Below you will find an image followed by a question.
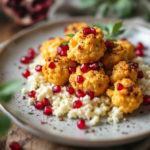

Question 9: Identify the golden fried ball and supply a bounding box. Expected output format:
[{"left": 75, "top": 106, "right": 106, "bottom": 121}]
[
  {"left": 42, "top": 56, "right": 76, "bottom": 85},
  {"left": 69, "top": 66, "right": 109, "bottom": 96},
  {"left": 116, "top": 40, "right": 135, "bottom": 61},
  {"left": 68, "top": 27, "right": 106, "bottom": 64},
  {"left": 40, "top": 37, "right": 66, "bottom": 59},
  {"left": 111, "top": 61, "right": 137, "bottom": 83},
  {"left": 102, "top": 42, "right": 125, "bottom": 70},
  {"left": 106, "top": 78, "right": 143, "bottom": 114},
  {"left": 64, "top": 22, "right": 88, "bottom": 40}
]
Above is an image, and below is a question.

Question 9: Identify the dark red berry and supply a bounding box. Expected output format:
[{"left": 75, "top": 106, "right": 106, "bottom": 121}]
[
  {"left": 73, "top": 100, "right": 82, "bottom": 109},
  {"left": 63, "top": 44, "right": 69, "bottom": 51},
  {"left": 42, "top": 98, "right": 50, "bottom": 107},
  {"left": 117, "top": 83, "right": 124, "bottom": 91},
  {"left": 130, "top": 62, "right": 139, "bottom": 69},
  {"left": 105, "top": 40, "right": 114, "bottom": 48},
  {"left": 57, "top": 46, "right": 64, "bottom": 55},
  {"left": 57, "top": 45, "right": 69, "bottom": 56},
  {"left": 66, "top": 86, "right": 74, "bottom": 94},
  {"left": 28, "top": 48, "right": 36, "bottom": 59},
  {"left": 34, "top": 101, "right": 44, "bottom": 110},
  {"left": 52, "top": 85, "right": 61, "bottom": 93},
  {"left": 69, "top": 67, "right": 76, "bottom": 74},
  {"left": 138, "top": 70, "right": 144, "bottom": 79},
  {"left": 43, "top": 106, "right": 53, "bottom": 116},
  {"left": 60, "top": 49, "right": 67, "bottom": 56},
  {"left": 90, "top": 27, "right": 96, "bottom": 35},
  {"left": 86, "top": 90, "right": 94, "bottom": 99},
  {"left": 9, "top": 141, "right": 21, "bottom": 150},
  {"left": 77, "top": 119, "right": 86, "bottom": 129},
  {"left": 75, "top": 89, "right": 85, "bottom": 98},
  {"left": 136, "top": 42, "right": 145, "bottom": 50},
  {"left": 22, "top": 69, "right": 30, "bottom": 78},
  {"left": 28, "top": 90, "right": 36, "bottom": 98},
  {"left": 89, "top": 63, "right": 99, "bottom": 70},
  {"left": 143, "top": 95, "right": 150, "bottom": 105},
  {"left": 48, "top": 62, "right": 56, "bottom": 69},
  {"left": 77, "top": 75, "right": 84, "bottom": 83},
  {"left": 35, "top": 65, "right": 42, "bottom": 72},
  {"left": 83, "top": 27, "right": 91, "bottom": 35},
  {"left": 80, "top": 64, "right": 89, "bottom": 73},
  {"left": 20, "top": 56, "right": 30, "bottom": 64},
  {"left": 135, "top": 49, "right": 144, "bottom": 57}
]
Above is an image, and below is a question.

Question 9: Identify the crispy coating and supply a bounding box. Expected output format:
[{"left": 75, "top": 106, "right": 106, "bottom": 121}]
[
  {"left": 111, "top": 61, "right": 137, "bottom": 83},
  {"left": 40, "top": 37, "right": 66, "bottom": 59},
  {"left": 69, "top": 66, "right": 109, "bottom": 96},
  {"left": 68, "top": 27, "right": 106, "bottom": 64},
  {"left": 64, "top": 22, "right": 88, "bottom": 40},
  {"left": 42, "top": 56, "right": 76, "bottom": 85},
  {"left": 106, "top": 78, "right": 143, "bottom": 114}
]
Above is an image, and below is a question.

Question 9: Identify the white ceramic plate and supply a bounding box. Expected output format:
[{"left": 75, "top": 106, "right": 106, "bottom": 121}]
[{"left": 0, "top": 18, "right": 150, "bottom": 147}]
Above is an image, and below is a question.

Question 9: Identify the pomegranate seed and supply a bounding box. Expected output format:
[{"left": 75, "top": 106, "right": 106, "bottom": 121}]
[
  {"left": 117, "top": 83, "right": 124, "bottom": 91},
  {"left": 121, "top": 38, "right": 127, "bottom": 41},
  {"left": 129, "top": 62, "right": 139, "bottom": 69},
  {"left": 9, "top": 141, "right": 21, "bottom": 150},
  {"left": 135, "top": 49, "right": 144, "bottom": 57},
  {"left": 34, "top": 101, "right": 44, "bottom": 110},
  {"left": 48, "top": 62, "right": 56, "bottom": 69},
  {"left": 28, "top": 48, "right": 36, "bottom": 56},
  {"left": 63, "top": 44, "right": 69, "bottom": 51},
  {"left": 42, "top": 98, "right": 50, "bottom": 107},
  {"left": 136, "top": 42, "right": 145, "bottom": 50},
  {"left": 22, "top": 69, "right": 30, "bottom": 78},
  {"left": 35, "top": 65, "right": 42, "bottom": 72},
  {"left": 75, "top": 89, "right": 85, "bottom": 98},
  {"left": 60, "top": 49, "right": 67, "bottom": 56},
  {"left": 20, "top": 56, "right": 30, "bottom": 64},
  {"left": 138, "top": 70, "right": 144, "bottom": 79},
  {"left": 105, "top": 40, "right": 114, "bottom": 48},
  {"left": 90, "top": 28, "right": 96, "bottom": 35},
  {"left": 80, "top": 64, "right": 89, "bottom": 73},
  {"left": 143, "top": 95, "right": 150, "bottom": 105},
  {"left": 89, "top": 63, "right": 99, "bottom": 70},
  {"left": 77, "top": 75, "right": 84, "bottom": 83},
  {"left": 52, "top": 85, "right": 61, "bottom": 93},
  {"left": 83, "top": 27, "right": 91, "bottom": 35},
  {"left": 66, "top": 86, "right": 74, "bottom": 94},
  {"left": 43, "top": 106, "right": 53, "bottom": 116},
  {"left": 77, "top": 119, "right": 86, "bottom": 129},
  {"left": 69, "top": 67, "right": 76, "bottom": 74},
  {"left": 73, "top": 100, "right": 82, "bottom": 108},
  {"left": 57, "top": 46, "right": 64, "bottom": 55},
  {"left": 86, "top": 90, "right": 94, "bottom": 99},
  {"left": 28, "top": 90, "right": 36, "bottom": 98},
  {"left": 57, "top": 45, "right": 69, "bottom": 56}
]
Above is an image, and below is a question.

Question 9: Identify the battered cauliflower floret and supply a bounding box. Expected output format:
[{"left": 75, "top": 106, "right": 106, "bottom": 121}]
[
  {"left": 40, "top": 37, "right": 66, "bottom": 59},
  {"left": 106, "top": 78, "right": 143, "bottom": 114},
  {"left": 111, "top": 61, "right": 137, "bottom": 83},
  {"left": 68, "top": 27, "right": 106, "bottom": 64},
  {"left": 64, "top": 22, "right": 88, "bottom": 40},
  {"left": 69, "top": 66, "right": 109, "bottom": 96},
  {"left": 116, "top": 40, "right": 135, "bottom": 61},
  {"left": 42, "top": 57, "right": 76, "bottom": 85}
]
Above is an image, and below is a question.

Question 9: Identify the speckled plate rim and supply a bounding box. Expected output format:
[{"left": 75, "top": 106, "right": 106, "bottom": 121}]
[{"left": 0, "top": 17, "right": 150, "bottom": 147}]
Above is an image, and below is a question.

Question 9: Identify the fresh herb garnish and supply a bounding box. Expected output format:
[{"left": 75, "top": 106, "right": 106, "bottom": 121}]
[
  {"left": 65, "top": 34, "right": 75, "bottom": 37},
  {"left": 28, "top": 112, "right": 34, "bottom": 115},
  {"left": 93, "top": 21, "right": 125, "bottom": 41},
  {"left": 62, "top": 41, "right": 69, "bottom": 46}
]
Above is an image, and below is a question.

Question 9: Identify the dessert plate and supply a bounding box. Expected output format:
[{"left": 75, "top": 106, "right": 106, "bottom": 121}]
[{"left": 0, "top": 18, "right": 150, "bottom": 147}]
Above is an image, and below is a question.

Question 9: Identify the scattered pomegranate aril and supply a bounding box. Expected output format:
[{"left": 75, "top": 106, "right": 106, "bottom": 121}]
[
  {"left": 135, "top": 49, "right": 144, "bottom": 57},
  {"left": 130, "top": 62, "right": 139, "bottom": 69},
  {"left": 136, "top": 42, "right": 145, "bottom": 51},
  {"left": 77, "top": 119, "right": 86, "bottom": 129},
  {"left": 22, "top": 69, "right": 30, "bottom": 78},
  {"left": 77, "top": 75, "right": 84, "bottom": 83},
  {"left": 28, "top": 48, "right": 36, "bottom": 57},
  {"left": 143, "top": 95, "right": 150, "bottom": 105},
  {"left": 57, "top": 45, "right": 69, "bottom": 56},
  {"left": 90, "top": 27, "right": 96, "bottom": 35},
  {"left": 34, "top": 101, "right": 44, "bottom": 110},
  {"left": 28, "top": 90, "right": 36, "bottom": 98},
  {"left": 89, "top": 63, "right": 99, "bottom": 70},
  {"left": 80, "top": 63, "right": 89, "bottom": 73},
  {"left": 43, "top": 106, "right": 53, "bottom": 116},
  {"left": 9, "top": 141, "right": 21, "bottom": 150},
  {"left": 57, "top": 46, "right": 64, "bottom": 55},
  {"left": 52, "top": 85, "right": 61, "bottom": 93},
  {"left": 105, "top": 40, "right": 114, "bottom": 48},
  {"left": 35, "top": 65, "right": 42, "bottom": 72},
  {"left": 48, "top": 62, "right": 56, "bottom": 69},
  {"left": 20, "top": 56, "right": 30, "bottom": 64},
  {"left": 75, "top": 89, "right": 85, "bottom": 98},
  {"left": 42, "top": 98, "right": 50, "bottom": 107},
  {"left": 86, "top": 90, "right": 94, "bottom": 99},
  {"left": 117, "top": 83, "right": 124, "bottom": 91},
  {"left": 73, "top": 100, "right": 82, "bottom": 109},
  {"left": 66, "top": 86, "right": 74, "bottom": 94},
  {"left": 137, "top": 70, "right": 144, "bottom": 79},
  {"left": 83, "top": 27, "right": 91, "bottom": 35},
  {"left": 63, "top": 44, "right": 69, "bottom": 51},
  {"left": 60, "top": 49, "right": 67, "bottom": 56},
  {"left": 69, "top": 67, "right": 76, "bottom": 74}
]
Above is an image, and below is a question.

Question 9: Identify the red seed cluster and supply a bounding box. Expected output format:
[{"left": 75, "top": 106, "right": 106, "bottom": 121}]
[
  {"left": 117, "top": 83, "right": 124, "bottom": 91},
  {"left": 73, "top": 100, "right": 82, "bottom": 109},
  {"left": 83, "top": 27, "right": 96, "bottom": 36},
  {"left": 86, "top": 90, "right": 94, "bottom": 99},
  {"left": 52, "top": 85, "right": 61, "bottom": 93},
  {"left": 66, "top": 86, "right": 74, "bottom": 94},
  {"left": 77, "top": 75, "right": 84, "bottom": 83},
  {"left": 69, "top": 67, "right": 76, "bottom": 74},
  {"left": 137, "top": 70, "right": 144, "bottom": 79},
  {"left": 9, "top": 141, "right": 21, "bottom": 150},
  {"left": 28, "top": 90, "right": 36, "bottom": 98},
  {"left": 35, "top": 65, "right": 42, "bottom": 72},
  {"left": 77, "top": 119, "right": 86, "bottom": 129},
  {"left": 22, "top": 69, "right": 30, "bottom": 78},
  {"left": 105, "top": 40, "right": 114, "bottom": 49},
  {"left": 57, "top": 44, "right": 69, "bottom": 56},
  {"left": 135, "top": 42, "right": 145, "bottom": 57},
  {"left": 48, "top": 62, "right": 56, "bottom": 69},
  {"left": 143, "top": 95, "right": 150, "bottom": 105}
]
